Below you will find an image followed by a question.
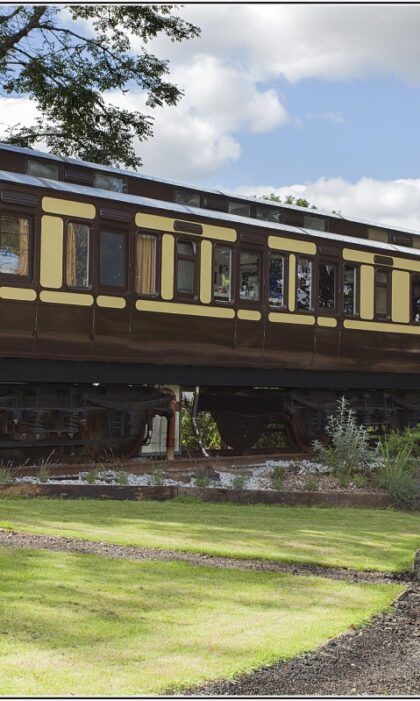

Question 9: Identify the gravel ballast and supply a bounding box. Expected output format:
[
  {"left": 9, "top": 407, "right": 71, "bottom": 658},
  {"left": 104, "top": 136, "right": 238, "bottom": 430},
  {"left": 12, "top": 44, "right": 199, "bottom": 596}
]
[{"left": 1, "top": 529, "right": 419, "bottom": 697}]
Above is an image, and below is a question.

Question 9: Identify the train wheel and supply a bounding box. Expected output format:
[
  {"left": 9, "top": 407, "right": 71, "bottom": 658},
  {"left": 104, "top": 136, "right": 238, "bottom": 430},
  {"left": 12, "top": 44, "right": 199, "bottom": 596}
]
[
  {"left": 284, "top": 409, "right": 327, "bottom": 452},
  {"left": 214, "top": 412, "right": 264, "bottom": 453}
]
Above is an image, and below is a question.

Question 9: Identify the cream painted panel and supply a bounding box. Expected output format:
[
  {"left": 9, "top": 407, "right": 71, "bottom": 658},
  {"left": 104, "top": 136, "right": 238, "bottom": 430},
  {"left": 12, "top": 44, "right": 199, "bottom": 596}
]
[
  {"left": 42, "top": 197, "right": 95, "bottom": 220},
  {"left": 392, "top": 270, "right": 410, "bottom": 323},
  {"left": 268, "top": 236, "right": 316, "bottom": 255},
  {"left": 360, "top": 265, "right": 374, "bottom": 320},
  {"left": 288, "top": 254, "right": 296, "bottom": 312},
  {"left": 135, "top": 212, "right": 236, "bottom": 242},
  {"left": 161, "top": 234, "right": 175, "bottom": 300},
  {"left": 237, "top": 309, "right": 261, "bottom": 321},
  {"left": 343, "top": 247, "right": 420, "bottom": 274},
  {"left": 136, "top": 299, "right": 235, "bottom": 319},
  {"left": 40, "top": 215, "right": 63, "bottom": 289},
  {"left": 200, "top": 239, "right": 212, "bottom": 304},
  {"left": 317, "top": 317, "right": 337, "bottom": 328},
  {"left": 344, "top": 319, "right": 420, "bottom": 335},
  {"left": 40, "top": 291, "right": 93, "bottom": 306},
  {"left": 0, "top": 287, "right": 36, "bottom": 301},
  {"left": 96, "top": 295, "right": 126, "bottom": 309},
  {"left": 269, "top": 312, "right": 315, "bottom": 325}
]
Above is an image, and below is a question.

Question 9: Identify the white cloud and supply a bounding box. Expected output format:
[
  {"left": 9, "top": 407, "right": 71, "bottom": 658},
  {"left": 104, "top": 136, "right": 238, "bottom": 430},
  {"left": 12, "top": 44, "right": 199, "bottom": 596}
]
[
  {"left": 235, "top": 177, "right": 420, "bottom": 232},
  {"left": 0, "top": 97, "right": 40, "bottom": 132}
]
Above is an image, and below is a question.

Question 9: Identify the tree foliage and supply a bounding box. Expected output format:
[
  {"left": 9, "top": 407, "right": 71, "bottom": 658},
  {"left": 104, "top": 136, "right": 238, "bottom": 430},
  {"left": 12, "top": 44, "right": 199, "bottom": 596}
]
[
  {"left": 263, "top": 193, "right": 316, "bottom": 209},
  {"left": 0, "top": 5, "right": 200, "bottom": 167}
]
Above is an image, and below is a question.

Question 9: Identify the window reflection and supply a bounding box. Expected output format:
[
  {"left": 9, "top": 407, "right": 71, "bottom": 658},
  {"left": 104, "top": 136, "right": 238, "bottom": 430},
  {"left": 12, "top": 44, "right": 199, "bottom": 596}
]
[
  {"left": 269, "top": 253, "right": 285, "bottom": 307},
  {"left": 239, "top": 250, "right": 260, "bottom": 301},
  {"left": 297, "top": 257, "right": 313, "bottom": 310},
  {"left": 318, "top": 262, "right": 336, "bottom": 309},
  {"left": 213, "top": 246, "right": 232, "bottom": 302}
]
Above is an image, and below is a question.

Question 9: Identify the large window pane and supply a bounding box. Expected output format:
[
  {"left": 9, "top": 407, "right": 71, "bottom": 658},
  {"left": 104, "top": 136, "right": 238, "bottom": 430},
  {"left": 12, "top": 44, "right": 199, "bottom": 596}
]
[
  {"left": 27, "top": 159, "right": 59, "bottom": 180},
  {"left": 318, "top": 262, "right": 336, "bottom": 309},
  {"left": 0, "top": 214, "right": 30, "bottom": 276},
  {"left": 228, "top": 201, "right": 250, "bottom": 217},
  {"left": 343, "top": 264, "right": 357, "bottom": 315},
  {"left": 176, "top": 239, "right": 196, "bottom": 296},
  {"left": 368, "top": 228, "right": 389, "bottom": 243},
  {"left": 94, "top": 172, "right": 126, "bottom": 193},
  {"left": 100, "top": 230, "right": 126, "bottom": 287},
  {"left": 175, "top": 189, "right": 200, "bottom": 207},
  {"left": 255, "top": 206, "right": 282, "bottom": 223},
  {"left": 136, "top": 234, "right": 157, "bottom": 295},
  {"left": 239, "top": 250, "right": 260, "bottom": 301},
  {"left": 269, "top": 253, "right": 285, "bottom": 307},
  {"left": 66, "top": 222, "right": 90, "bottom": 288},
  {"left": 375, "top": 269, "right": 389, "bottom": 317},
  {"left": 304, "top": 214, "right": 325, "bottom": 231},
  {"left": 296, "top": 257, "right": 313, "bottom": 310},
  {"left": 213, "top": 246, "right": 232, "bottom": 302}
]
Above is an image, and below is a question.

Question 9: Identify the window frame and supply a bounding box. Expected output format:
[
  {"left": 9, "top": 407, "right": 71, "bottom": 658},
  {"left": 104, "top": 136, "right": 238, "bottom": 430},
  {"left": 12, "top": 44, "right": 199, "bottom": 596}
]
[
  {"left": 410, "top": 272, "right": 420, "bottom": 324},
  {"left": 98, "top": 227, "right": 129, "bottom": 292},
  {"left": 267, "top": 250, "right": 288, "bottom": 310},
  {"left": 295, "top": 255, "right": 314, "bottom": 313},
  {"left": 134, "top": 229, "right": 161, "bottom": 298},
  {"left": 374, "top": 266, "right": 391, "bottom": 320},
  {"left": 174, "top": 236, "right": 200, "bottom": 301},
  {"left": 213, "top": 243, "right": 235, "bottom": 306},
  {"left": 238, "top": 246, "right": 263, "bottom": 307},
  {"left": 0, "top": 209, "right": 34, "bottom": 285},
  {"left": 342, "top": 262, "right": 360, "bottom": 318},
  {"left": 317, "top": 258, "right": 338, "bottom": 315},
  {"left": 63, "top": 219, "right": 92, "bottom": 292}
]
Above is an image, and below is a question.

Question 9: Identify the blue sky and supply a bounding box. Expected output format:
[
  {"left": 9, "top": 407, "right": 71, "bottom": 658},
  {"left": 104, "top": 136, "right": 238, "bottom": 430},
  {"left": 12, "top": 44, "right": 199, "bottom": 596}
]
[{"left": 4, "top": 3, "right": 420, "bottom": 229}]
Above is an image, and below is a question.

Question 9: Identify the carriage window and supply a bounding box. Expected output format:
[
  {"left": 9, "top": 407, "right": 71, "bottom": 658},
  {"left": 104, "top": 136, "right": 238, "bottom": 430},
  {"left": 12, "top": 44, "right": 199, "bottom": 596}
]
[
  {"left": 175, "top": 189, "right": 200, "bottom": 207},
  {"left": 213, "top": 245, "right": 232, "bottom": 302},
  {"left": 413, "top": 237, "right": 420, "bottom": 249},
  {"left": 256, "top": 206, "right": 282, "bottom": 223},
  {"left": 304, "top": 214, "right": 325, "bottom": 231},
  {"left": 136, "top": 233, "right": 157, "bottom": 296},
  {"left": 411, "top": 275, "right": 420, "bottom": 323},
  {"left": 176, "top": 239, "right": 196, "bottom": 295},
  {"left": 228, "top": 201, "right": 250, "bottom": 217},
  {"left": 0, "top": 214, "right": 30, "bottom": 276},
  {"left": 375, "top": 269, "right": 390, "bottom": 317},
  {"left": 239, "top": 250, "right": 261, "bottom": 302},
  {"left": 268, "top": 253, "right": 285, "bottom": 307},
  {"left": 100, "top": 229, "right": 126, "bottom": 287},
  {"left": 27, "top": 159, "right": 59, "bottom": 180},
  {"left": 66, "top": 222, "right": 90, "bottom": 288},
  {"left": 343, "top": 264, "right": 357, "bottom": 316},
  {"left": 94, "top": 172, "right": 127, "bottom": 193},
  {"left": 296, "top": 257, "right": 313, "bottom": 310},
  {"left": 368, "top": 228, "right": 389, "bottom": 243},
  {"left": 318, "top": 261, "right": 336, "bottom": 310}
]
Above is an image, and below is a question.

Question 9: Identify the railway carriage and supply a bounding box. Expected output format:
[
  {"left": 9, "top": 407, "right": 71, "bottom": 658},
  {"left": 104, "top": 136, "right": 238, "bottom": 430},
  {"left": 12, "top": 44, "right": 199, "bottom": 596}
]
[{"left": 2, "top": 143, "right": 420, "bottom": 455}]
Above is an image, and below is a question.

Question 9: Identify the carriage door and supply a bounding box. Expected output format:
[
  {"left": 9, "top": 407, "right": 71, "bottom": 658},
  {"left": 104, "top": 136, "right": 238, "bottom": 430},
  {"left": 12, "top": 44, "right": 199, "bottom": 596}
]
[
  {"left": 93, "top": 214, "right": 130, "bottom": 360},
  {"left": 235, "top": 236, "right": 265, "bottom": 364}
]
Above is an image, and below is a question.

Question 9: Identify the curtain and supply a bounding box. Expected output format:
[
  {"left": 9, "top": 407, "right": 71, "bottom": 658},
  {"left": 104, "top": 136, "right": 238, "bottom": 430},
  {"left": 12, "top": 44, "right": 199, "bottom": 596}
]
[
  {"left": 17, "top": 217, "right": 29, "bottom": 276},
  {"left": 136, "top": 234, "right": 156, "bottom": 295},
  {"left": 66, "top": 222, "right": 77, "bottom": 287}
]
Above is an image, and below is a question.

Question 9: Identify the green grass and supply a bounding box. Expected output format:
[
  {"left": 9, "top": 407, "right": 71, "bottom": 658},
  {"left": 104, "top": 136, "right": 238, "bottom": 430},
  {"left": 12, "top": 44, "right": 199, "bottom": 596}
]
[
  {"left": 0, "top": 545, "right": 403, "bottom": 696},
  {"left": 1, "top": 497, "right": 419, "bottom": 572}
]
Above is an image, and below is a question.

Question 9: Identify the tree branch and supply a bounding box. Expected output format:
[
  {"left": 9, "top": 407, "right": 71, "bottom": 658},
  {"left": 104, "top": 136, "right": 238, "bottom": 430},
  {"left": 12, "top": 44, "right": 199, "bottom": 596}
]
[{"left": 0, "top": 6, "right": 48, "bottom": 60}]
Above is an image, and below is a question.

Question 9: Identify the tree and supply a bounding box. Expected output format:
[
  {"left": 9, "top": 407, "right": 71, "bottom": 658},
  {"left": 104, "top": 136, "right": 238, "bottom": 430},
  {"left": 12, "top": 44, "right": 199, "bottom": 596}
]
[
  {"left": 263, "top": 193, "right": 317, "bottom": 209},
  {"left": 0, "top": 5, "right": 200, "bottom": 167}
]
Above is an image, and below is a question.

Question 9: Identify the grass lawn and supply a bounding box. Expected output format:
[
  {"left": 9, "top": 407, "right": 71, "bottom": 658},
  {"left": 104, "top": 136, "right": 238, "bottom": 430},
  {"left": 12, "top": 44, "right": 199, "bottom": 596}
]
[
  {"left": 0, "top": 545, "right": 403, "bottom": 696},
  {"left": 0, "top": 497, "right": 419, "bottom": 572}
]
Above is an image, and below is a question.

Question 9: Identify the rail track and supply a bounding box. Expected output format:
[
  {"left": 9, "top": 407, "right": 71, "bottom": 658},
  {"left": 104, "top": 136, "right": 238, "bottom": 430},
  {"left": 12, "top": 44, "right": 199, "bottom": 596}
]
[{"left": 10, "top": 450, "right": 311, "bottom": 480}]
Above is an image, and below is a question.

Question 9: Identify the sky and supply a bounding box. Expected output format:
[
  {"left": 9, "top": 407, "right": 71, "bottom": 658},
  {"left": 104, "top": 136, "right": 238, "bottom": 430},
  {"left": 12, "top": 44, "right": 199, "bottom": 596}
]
[{"left": 4, "top": 3, "right": 420, "bottom": 230}]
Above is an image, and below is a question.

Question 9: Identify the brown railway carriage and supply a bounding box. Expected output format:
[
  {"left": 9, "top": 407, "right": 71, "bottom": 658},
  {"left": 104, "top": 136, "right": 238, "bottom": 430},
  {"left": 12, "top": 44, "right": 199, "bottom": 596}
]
[{"left": 2, "top": 145, "right": 420, "bottom": 453}]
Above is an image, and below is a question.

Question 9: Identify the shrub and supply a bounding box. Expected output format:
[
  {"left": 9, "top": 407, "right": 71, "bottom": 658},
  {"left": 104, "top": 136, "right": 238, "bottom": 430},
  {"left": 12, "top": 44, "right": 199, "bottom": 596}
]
[
  {"left": 304, "top": 476, "right": 319, "bottom": 491},
  {"left": 150, "top": 469, "right": 165, "bottom": 487},
  {"left": 352, "top": 473, "right": 368, "bottom": 489},
  {"left": 37, "top": 464, "right": 50, "bottom": 483},
  {"left": 0, "top": 466, "right": 13, "bottom": 483},
  {"left": 181, "top": 397, "right": 221, "bottom": 452},
  {"left": 376, "top": 440, "right": 418, "bottom": 506},
  {"left": 271, "top": 465, "right": 285, "bottom": 490},
  {"left": 194, "top": 474, "right": 215, "bottom": 488},
  {"left": 84, "top": 469, "right": 98, "bottom": 485},
  {"left": 313, "top": 397, "right": 375, "bottom": 475},
  {"left": 116, "top": 471, "right": 129, "bottom": 486},
  {"left": 232, "top": 474, "right": 248, "bottom": 490}
]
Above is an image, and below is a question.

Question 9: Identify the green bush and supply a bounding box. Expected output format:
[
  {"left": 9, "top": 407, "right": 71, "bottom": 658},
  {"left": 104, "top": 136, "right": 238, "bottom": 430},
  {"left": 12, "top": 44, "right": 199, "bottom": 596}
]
[
  {"left": 116, "top": 471, "right": 129, "bottom": 486},
  {"left": 352, "top": 473, "right": 368, "bottom": 489},
  {"left": 376, "top": 440, "right": 418, "bottom": 506},
  {"left": 37, "top": 465, "right": 50, "bottom": 483},
  {"left": 304, "top": 476, "right": 319, "bottom": 491},
  {"left": 84, "top": 470, "right": 98, "bottom": 485},
  {"left": 232, "top": 474, "right": 248, "bottom": 490},
  {"left": 181, "top": 398, "right": 221, "bottom": 452},
  {"left": 313, "top": 397, "right": 375, "bottom": 475},
  {"left": 150, "top": 469, "right": 165, "bottom": 487},
  {"left": 0, "top": 467, "right": 13, "bottom": 484},
  {"left": 194, "top": 474, "right": 216, "bottom": 488},
  {"left": 271, "top": 464, "right": 285, "bottom": 490}
]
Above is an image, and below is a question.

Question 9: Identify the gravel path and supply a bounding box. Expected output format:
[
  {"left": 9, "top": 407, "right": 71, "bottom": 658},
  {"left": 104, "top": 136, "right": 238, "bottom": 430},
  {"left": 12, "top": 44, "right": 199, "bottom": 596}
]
[
  {"left": 1, "top": 529, "right": 419, "bottom": 696},
  {"left": 0, "top": 528, "right": 412, "bottom": 583}
]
